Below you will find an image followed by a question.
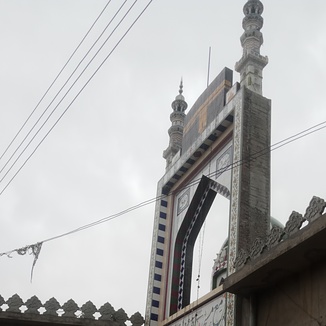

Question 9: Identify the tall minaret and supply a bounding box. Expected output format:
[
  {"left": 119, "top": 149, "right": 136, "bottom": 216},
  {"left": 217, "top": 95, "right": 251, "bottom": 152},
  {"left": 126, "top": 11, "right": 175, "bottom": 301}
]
[
  {"left": 163, "top": 80, "right": 188, "bottom": 168},
  {"left": 235, "top": 0, "right": 268, "bottom": 95}
]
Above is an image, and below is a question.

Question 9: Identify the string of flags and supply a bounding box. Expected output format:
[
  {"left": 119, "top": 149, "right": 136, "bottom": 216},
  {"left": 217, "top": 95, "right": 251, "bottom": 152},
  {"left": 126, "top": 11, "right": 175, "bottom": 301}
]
[{"left": 0, "top": 242, "right": 43, "bottom": 282}]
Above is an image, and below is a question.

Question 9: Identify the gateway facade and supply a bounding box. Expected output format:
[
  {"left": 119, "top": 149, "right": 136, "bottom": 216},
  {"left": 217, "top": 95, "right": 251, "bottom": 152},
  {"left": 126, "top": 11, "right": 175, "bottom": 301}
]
[{"left": 146, "top": 1, "right": 271, "bottom": 325}]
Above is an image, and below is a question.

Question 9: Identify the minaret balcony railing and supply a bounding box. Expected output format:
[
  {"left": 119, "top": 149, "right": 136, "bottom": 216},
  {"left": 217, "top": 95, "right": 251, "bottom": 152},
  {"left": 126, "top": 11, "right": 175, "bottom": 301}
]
[{"left": 235, "top": 50, "right": 268, "bottom": 72}]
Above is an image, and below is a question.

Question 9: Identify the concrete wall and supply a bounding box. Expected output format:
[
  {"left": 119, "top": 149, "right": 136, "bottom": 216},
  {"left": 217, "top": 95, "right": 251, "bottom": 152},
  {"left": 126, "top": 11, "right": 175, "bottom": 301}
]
[{"left": 257, "top": 262, "right": 326, "bottom": 326}]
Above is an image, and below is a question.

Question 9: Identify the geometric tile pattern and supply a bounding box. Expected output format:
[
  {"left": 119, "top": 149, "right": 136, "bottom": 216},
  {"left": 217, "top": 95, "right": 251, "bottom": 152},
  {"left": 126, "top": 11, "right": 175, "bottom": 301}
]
[
  {"left": 177, "top": 179, "right": 218, "bottom": 311},
  {"left": 211, "top": 182, "right": 231, "bottom": 200},
  {"left": 146, "top": 197, "right": 168, "bottom": 324}
]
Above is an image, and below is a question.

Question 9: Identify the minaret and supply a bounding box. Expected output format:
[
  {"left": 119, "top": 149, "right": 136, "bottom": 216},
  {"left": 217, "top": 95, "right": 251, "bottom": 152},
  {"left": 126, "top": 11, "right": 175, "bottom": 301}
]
[
  {"left": 163, "top": 80, "right": 188, "bottom": 168},
  {"left": 235, "top": 0, "right": 268, "bottom": 95}
]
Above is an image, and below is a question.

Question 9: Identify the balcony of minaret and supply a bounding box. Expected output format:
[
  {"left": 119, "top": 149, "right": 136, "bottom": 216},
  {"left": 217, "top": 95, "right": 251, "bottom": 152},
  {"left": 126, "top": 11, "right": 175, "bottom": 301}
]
[
  {"left": 243, "top": 14, "right": 263, "bottom": 31},
  {"left": 240, "top": 30, "right": 263, "bottom": 53}
]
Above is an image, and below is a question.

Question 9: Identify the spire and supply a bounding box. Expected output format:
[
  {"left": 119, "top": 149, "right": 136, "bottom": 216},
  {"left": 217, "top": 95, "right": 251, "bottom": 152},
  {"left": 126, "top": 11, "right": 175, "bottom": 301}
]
[
  {"left": 172, "top": 79, "right": 187, "bottom": 112},
  {"left": 163, "top": 80, "right": 188, "bottom": 169},
  {"left": 235, "top": 0, "right": 268, "bottom": 95}
]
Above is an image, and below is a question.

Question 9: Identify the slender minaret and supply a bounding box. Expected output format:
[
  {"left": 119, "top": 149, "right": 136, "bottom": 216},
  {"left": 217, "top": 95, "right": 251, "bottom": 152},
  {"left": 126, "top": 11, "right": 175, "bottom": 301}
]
[
  {"left": 163, "top": 80, "right": 188, "bottom": 168},
  {"left": 235, "top": 0, "right": 268, "bottom": 95}
]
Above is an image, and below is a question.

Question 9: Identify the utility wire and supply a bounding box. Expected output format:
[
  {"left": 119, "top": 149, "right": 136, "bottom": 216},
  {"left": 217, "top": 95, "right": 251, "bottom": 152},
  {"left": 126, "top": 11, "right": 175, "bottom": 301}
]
[
  {"left": 0, "top": 120, "right": 325, "bottom": 257},
  {"left": 0, "top": 0, "right": 154, "bottom": 195},
  {"left": 0, "top": 0, "right": 112, "bottom": 163},
  {"left": 0, "top": 0, "right": 130, "bottom": 180},
  {"left": 185, "top": 120, "right": 326, "bottom": 191}
]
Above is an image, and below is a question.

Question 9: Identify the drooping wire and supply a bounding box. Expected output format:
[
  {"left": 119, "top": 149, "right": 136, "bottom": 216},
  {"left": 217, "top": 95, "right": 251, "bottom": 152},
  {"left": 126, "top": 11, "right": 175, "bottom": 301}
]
[
  {"left": 0, "top": 119, "right": 325, "bottom": 256},
  {"left": 0, "top": 0, "right": 112, "bottom": 163},
  {"left": 0, "top": 0, "right": 130, "bottom": 180},
  {"left": 196, "top": 220, "right": 206, "bottom": 300},
  {"left": 39, "top": 119, "right": 326, "bottom": 231},
  {"left": 0, "top": 0, "right": 155, "bottom": 195}
]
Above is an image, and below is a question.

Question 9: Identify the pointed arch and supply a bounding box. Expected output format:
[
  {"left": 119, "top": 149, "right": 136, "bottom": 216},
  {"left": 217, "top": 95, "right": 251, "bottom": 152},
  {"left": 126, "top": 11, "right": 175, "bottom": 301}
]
[{"left": 169, "top": 176, "right": 230, "bottom": 315}]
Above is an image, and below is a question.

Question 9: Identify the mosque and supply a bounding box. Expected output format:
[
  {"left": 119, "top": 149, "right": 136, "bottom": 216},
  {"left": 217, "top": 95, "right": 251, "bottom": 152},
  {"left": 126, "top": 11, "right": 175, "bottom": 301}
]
[
  {"left": 0, "top": 0, "right": 325, "bottom": 325},
  {"left": 145, "top": 0, "right": 326, "bottom": 325}
]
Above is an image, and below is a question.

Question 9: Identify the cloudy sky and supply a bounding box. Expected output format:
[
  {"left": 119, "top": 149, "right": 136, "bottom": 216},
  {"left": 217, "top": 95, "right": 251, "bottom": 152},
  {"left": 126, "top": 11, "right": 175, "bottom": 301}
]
[{"left": 0, "top": 0, "right": 326, "bottom": 319}]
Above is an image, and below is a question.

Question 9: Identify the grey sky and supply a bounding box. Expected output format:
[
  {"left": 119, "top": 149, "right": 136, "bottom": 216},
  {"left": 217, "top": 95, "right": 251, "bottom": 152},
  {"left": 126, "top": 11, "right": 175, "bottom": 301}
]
[{"left": 0, "top": 0, "right": 325, "bottom": 318}]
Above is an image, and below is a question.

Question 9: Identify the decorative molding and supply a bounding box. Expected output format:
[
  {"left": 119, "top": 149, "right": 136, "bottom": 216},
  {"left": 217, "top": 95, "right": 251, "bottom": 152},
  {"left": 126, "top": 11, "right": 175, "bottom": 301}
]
[
  {"left": 249, "top": 238, "right": 266, "bottom": 259},
  {"left": 130, "top": 312, "right": 145, "bottom": 326},
  {"left": 43, "top": 297, "right": 61, "bottom": 316},
  {"left": 0, "top": 293, "right": 144, "bottom": 324},
  {"left": 233, "top": 196, "right": 326, "bottom": 269},
  {"left": 25, "top": 295, "right": 42, "bottom": 314},
  {"left": 0, "top": 295, "right": 5, "bottom": 312},
  {"left": 304, "top": 196, "right": 326, "bottom": 223},
  {"left": 226, "top": 92, "right": 242, "bottom": 326},
  {"left": 233, "top": 248, "right": 249, "bottom": 269},
  {"left": 266, "top": 226, "right": 284, "bottom": 249},
  {"left": 62, "top": 299, "right": 79, "bottom": 318},
  {"left": 226, "top": 292, "right": 235, "bottom": 326},
  {"left": 177, "top": 189, "right": 190, "bottom": 215},
  {"left": 81, "top": 301, "right": 97, "bottom": 319},
  {"left": 98, "top": 302, "right": 115, "bottom": 321},
  {"left": 284, "top": 211, "right": 305, "bottom": 236},
  {"left": 216, "top": 147, "right": 232, "bottom": 178},
  {"left": 6, "top": 294, "right": 23, "bottom": 313},
  {"left": 113, "top": 308, "right": 129, "bottom": 326},
  {"left": 228, "top": 94, "right": 242, "bottom": 277}
]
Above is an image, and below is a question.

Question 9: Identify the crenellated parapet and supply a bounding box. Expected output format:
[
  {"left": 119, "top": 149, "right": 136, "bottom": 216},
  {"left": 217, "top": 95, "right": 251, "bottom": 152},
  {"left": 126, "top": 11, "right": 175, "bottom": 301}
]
[
  {"left": 233, "top": 196, "right": 326, "bottom": 269},
  {"left": 0, "top": 294, "right": 145, "bottom": 325}
]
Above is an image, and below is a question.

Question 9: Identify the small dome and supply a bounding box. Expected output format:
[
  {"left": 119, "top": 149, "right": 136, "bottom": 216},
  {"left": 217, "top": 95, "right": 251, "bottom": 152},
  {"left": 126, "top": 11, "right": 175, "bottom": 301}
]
[{"left": 243, "top": 0, "right": 264, "bottom": 16}]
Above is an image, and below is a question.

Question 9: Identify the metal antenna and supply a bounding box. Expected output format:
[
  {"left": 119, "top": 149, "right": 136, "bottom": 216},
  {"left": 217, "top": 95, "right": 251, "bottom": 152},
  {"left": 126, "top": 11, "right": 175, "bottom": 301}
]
[{"left": 207, "top": 46, "right": 212, "bottom": 87}]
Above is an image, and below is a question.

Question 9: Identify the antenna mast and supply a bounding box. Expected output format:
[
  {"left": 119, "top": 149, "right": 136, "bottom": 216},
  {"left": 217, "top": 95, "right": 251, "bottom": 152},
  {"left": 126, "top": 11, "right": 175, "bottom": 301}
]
[{"left": 207, "top": 46, "right": 212, "bottom": 87}]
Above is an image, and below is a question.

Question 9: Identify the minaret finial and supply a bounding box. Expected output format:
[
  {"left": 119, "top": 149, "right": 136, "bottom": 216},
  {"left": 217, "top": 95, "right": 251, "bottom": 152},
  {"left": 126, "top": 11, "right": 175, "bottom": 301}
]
[
  {"left": 179, "top": 78, "right": 183, "bottom": 95},
  {"left": 235, "top": 0, "right": 268, "bottom": 95}
]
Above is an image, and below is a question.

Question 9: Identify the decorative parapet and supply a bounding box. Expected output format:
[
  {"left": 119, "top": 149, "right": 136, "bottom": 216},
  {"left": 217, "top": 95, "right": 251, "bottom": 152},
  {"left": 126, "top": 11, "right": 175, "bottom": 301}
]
[
  {"left": 0, "top": 295, "right": 5, "bottom": 312},
  {"left": 234, "top": 196, "right": 326, "bottom": 269},
  {"left": 0, "top": 293, "right": 145, "bottom": 325}
]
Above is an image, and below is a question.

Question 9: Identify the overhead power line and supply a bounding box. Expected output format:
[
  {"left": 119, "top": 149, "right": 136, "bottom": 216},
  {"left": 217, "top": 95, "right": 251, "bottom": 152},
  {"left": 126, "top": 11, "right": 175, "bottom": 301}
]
[
  {"left": 0, "top": 0, "right": 129, "bottom": 179},
  {"left": 0, "top": 0, "right": 154, "bottom": 195},
  {"left": 0, "top": 0, "right": 112, "bottom": 163},
  {"left": 0, "top": 120, "right": 325, "bottom": 258},
  {"left": 0, "top": 0, "right": 127, "bottom": 183},
  {"left": 0, "top": 0, "right": 131, "bottom": 186}
]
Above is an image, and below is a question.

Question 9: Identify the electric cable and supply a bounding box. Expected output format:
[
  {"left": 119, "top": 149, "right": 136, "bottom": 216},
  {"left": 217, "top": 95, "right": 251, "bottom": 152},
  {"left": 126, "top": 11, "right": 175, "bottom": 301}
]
[
  {"left": 0, "top": 0, "right": 154, "bottom": 195},
  {"left": 196, "top": 220, "right": 206, "bottom": 300},
  {"left": 185, "top": 120, "right": 326, "bottom": 191},
  {"left": 0, "top": 0, "right": 112, "bottom": 163},
  {"left": 0, "top": 120, "right": 325, "bottom": 257},
  {"left": 0, "top": 0, "right": 130, "bottom": 179}
]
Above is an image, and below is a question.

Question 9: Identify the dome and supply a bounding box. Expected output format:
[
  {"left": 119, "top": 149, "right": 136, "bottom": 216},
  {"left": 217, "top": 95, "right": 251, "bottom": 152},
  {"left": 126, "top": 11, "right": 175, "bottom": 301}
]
[{"left": 175, "top": 94, "right": 185, "bottom": 101}]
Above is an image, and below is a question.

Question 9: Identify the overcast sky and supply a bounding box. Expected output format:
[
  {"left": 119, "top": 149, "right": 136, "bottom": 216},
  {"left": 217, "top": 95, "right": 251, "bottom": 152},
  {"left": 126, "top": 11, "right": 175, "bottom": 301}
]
[{"left": 0, "top": 0, "right": 326, "bottom": 319}]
